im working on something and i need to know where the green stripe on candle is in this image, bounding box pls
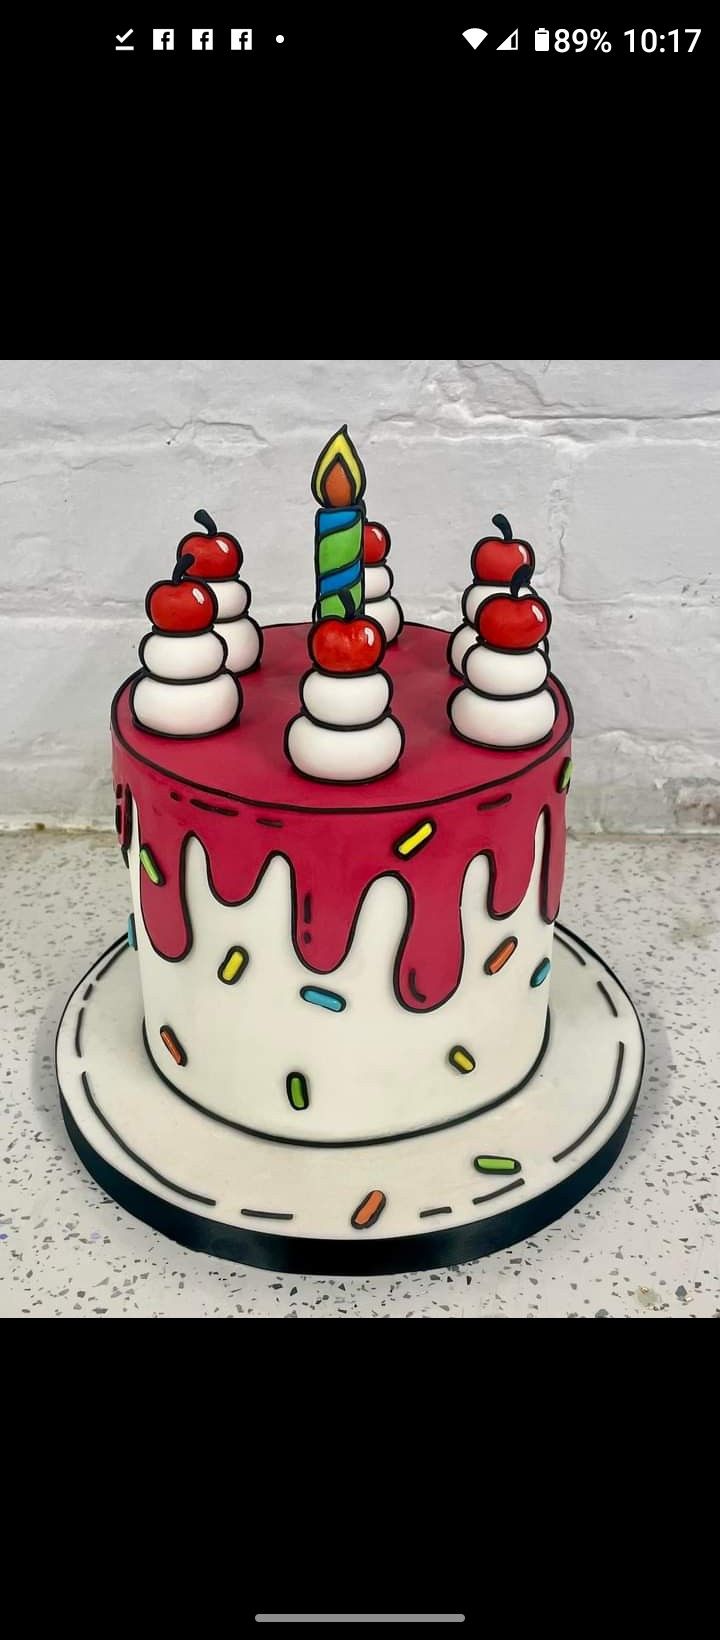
[320,591,361,619]
[317,517,363,575]
[315,511,365,620]
[318,582,364,619]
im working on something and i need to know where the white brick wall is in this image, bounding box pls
[1,359,718,832]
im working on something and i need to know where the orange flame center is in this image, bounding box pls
[321,457,355,508]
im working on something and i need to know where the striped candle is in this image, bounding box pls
[311,426,367,620]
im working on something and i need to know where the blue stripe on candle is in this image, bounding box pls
[317,509,359,536]
[319,556,363,596]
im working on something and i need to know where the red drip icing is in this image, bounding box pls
[112,624,571,1013]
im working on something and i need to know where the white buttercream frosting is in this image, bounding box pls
[139,630,227,682]
[132,671,241,737]
[464,645,549,698]
[287,713,403,782]
[365,596,403,645]
[448,623,479,677]
[217,615,262,674]
[207,579,249,619]
[301,669,391,728]
[125,819,556,1145]
[365,565,393,600]
[450,686,556,748]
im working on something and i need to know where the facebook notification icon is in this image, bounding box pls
[230,29,253,50]
[153,29,175,50]
[192,29,214,50]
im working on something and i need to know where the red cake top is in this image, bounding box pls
[112,623,573,1012]
[115,622,568,809]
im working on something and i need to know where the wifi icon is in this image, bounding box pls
[462,27,488,49]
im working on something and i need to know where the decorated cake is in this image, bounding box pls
[56,428,644,1274]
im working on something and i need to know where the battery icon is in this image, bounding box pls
[535,28,550,50]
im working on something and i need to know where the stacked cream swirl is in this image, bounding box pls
[449,580,555,749]
[363,522,404,645]
[132,563,241,738]
[176,510,262,676]
[286,616,404,783]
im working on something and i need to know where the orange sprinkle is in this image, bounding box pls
[484,937,518,976]
[351,1189,386,1230]
[160,1025,186,1067]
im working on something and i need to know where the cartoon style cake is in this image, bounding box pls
[56,427,644,1274]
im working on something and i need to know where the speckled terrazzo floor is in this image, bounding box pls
[1,830,718,1318]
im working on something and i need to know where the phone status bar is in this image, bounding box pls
[107,23,706,58]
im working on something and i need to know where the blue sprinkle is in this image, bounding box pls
[300,986,346,1013]
[530,958,551,988]
[127,913,137,950]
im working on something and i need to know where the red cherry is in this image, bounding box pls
[363,522,391,565]
[310,617,385,674]
[476,593,551,652]
[147,579,217,634]
[176,511,242,580]
[177,532,241,580]
[471,536,535,584]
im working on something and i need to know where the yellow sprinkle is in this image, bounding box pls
[449,1046,476,1074]
[218,946,249,985]
[395,820,436,859]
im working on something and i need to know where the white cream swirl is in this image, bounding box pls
[132,671,241,738]
[301,670,391,727]
[205,577,262,674]
[288,669,402,782]
[365,563,403,644]
[133,626,241,738]
[449,687,556,748]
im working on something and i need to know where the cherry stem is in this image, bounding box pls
[193,508,217,535]
[510,565,532,598]
[492,513,513,541]
[173,553,195,584]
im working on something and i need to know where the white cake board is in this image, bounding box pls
[55,927,644,1275]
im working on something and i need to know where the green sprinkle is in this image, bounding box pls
[558,757,573,793]
[474,1156,521,1175]
[139,846,164,886]
[286,1073,309,1111]
[530,958,551,988]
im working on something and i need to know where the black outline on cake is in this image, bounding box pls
[80,1070,216,1207]
[552,1041,625,1164]
[56,925,645,1276]
[139,1008,552,1148]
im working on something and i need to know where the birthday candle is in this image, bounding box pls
[311,426,367,620]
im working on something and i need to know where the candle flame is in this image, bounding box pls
[311,425,366,507]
